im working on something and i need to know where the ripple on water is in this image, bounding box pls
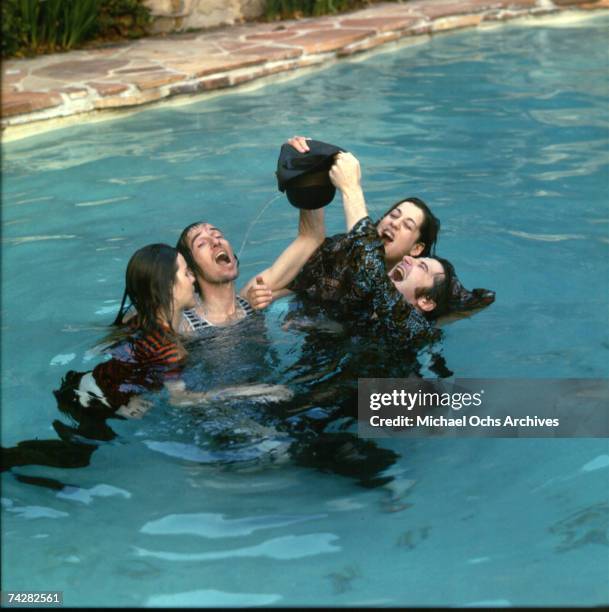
[105,175,165,185]
[145,589,282,607]
[74,196,131,208]
[50,353,76,366]
[505,230,586,242]
[140,511,326,538]
[3,234,77,245]
[56,484,132,505]
[12,196,54,207]
[133,533,340,561]
[581,455,609,473]
[5,505,69,520]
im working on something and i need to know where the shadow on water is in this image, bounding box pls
[2,301,451,491]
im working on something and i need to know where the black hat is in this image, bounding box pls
[449,275,495,312]
[276,139,345,210]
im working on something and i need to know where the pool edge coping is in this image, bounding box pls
[2,2,608,142]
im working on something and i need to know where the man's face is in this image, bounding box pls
[377,201,425,264]
[187,223,238,284]
[388,255,445,313]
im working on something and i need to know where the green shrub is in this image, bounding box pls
[264,0,373,19]
[97,0,152,40]
[1,1,28,58]
[1,0,151,58]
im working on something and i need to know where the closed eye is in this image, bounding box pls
[419,261,429,272]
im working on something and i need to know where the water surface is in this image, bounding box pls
[2,14,608,607]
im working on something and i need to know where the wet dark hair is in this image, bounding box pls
[415,256,454,321]
[113,243,178,334]
[176,221,238,294]
[176,222,205,280]
[376,197,440,257]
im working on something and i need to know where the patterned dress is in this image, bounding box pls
[55,325,184,417]
[288,216,438,346]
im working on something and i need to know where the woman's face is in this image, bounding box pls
[173,253,196,311]
[376,201,426,266]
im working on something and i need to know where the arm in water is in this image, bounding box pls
[166,379,293,406]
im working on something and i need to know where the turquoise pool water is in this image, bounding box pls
[2,14,609,607]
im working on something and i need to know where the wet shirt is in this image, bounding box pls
[91,326,184,410]
[180,294,255,335]
[288,216,437,345]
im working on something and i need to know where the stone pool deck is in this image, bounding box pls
[2,0,607,139]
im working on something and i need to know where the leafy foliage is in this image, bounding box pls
[264,0,378,19]
[2,0,151,58]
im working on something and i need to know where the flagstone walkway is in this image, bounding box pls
[2,0,607,137]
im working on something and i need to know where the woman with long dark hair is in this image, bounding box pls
[2,243,292,477]
[66,243,197,418]
[283,136,494,312]
[1,244,197,476]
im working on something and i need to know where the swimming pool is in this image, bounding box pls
[2,13,608,607]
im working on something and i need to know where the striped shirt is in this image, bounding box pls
[180,294,254,334]
[91,326,183,410]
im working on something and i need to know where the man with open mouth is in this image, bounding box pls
[285,136,494,314]
[175,211,325,335]
[244,151,466,346]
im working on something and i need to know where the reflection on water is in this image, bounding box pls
[2,15,609,608]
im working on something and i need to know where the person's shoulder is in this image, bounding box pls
[350,216,376,237]
[237,295,256,317]
[133,328,182,364]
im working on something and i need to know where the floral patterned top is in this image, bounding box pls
[288,216,438,346]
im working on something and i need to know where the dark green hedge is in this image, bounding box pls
[264,0,384,19]
[2,0,151,58]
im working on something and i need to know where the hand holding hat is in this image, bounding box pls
[328,151,361,194]
[276,139,345,210]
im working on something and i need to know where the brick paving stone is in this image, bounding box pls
[215,40,261,51]
[114,65,163,74]
[59,87,89,99]
[32,59,128,80]
[244,30,300,41]
[284,17,339,30]
[128,71,186,90]
[195,76,232,91]
[406,1,500,19]
[231,45,304,60]
[432,13,485,31]
[501,0,538,7]
[3,68,26,86]
[580,0,609,7]
[1,0,607,132]
[339,16,420,32]
[337,30,405,57]
[163,56,266,77]
[165,76,232,96]
[87,82,130,96]
[2,91,63,117]
[288,29,375,54]
[93,90,163,109]
[553,0,602,4]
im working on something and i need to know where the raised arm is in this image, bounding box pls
[288,140,368,232]
[239,207,326,307]
[329,152,368,232]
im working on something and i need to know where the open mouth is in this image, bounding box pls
[380,228,394,242]
[214,250,232,265]
[391,265,405,282]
